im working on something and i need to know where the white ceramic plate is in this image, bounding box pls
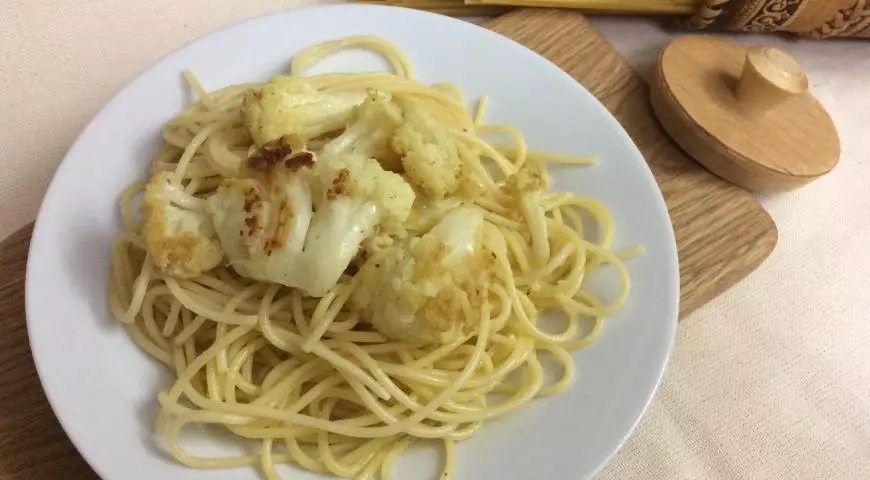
[26,5,678,480]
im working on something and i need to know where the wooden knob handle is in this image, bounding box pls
[734,46,808,115]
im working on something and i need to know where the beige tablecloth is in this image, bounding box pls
[2,2,868,479]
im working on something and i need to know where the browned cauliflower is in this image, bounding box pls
[391,104,462,200]
[141,172,223,278]
[244,76,365,146]
[352,206,496,344]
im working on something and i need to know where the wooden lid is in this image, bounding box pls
[650,36,840,192]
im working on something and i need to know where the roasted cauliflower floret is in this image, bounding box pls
[207,172,315,288]
[391,105,462,200]
[322,91,404,171]
[317,153,415,232]
[207,149,415,297]
[141,172,223,278]
[244,76,365,146]
[352,206,496,344]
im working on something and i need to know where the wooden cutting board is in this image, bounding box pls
[0,9,776,479]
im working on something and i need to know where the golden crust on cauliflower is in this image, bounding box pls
[244,77,365,146]
[141,172,223,278]
[247,134,312,172]
[391,106,462,200]
[352,207,496,344]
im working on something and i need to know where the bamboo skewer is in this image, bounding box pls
[466,0,698,14]
[354,0,701,15]
[355,0,512,16]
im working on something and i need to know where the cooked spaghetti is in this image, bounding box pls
[107,35,634,479]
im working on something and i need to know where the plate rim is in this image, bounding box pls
[25,4,679,479]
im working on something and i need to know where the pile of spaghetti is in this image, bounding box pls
[108,36,633,479]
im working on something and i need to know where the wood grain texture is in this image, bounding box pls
[487,9,777,314]
[650,36,840,192]
[0,226,98,480]
[0,9,776,479]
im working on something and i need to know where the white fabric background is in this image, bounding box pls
[2,2,868,478]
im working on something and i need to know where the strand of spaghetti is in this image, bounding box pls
[536,218,588,296]
[488,283,516,333]
[376,337,533,393]
[302,281,353,352]
[283,435,331,474]
[139,292,171,351]
[205,130,248,178]
[432,82,466,104]
[379,436,415,480]
[534,343,577,396]
[451,128,517,176]
[458,142,498,190]
[256,364,337,409]
[163,409,284,469]
[442,439,457,480]
[181,280,272,317]
[548,196,616,248]
[500,228,532,274]
[257,285,392,400]
[290,36,413,79]
[163,324,252,403]
[183,70,214,109]
[356,443,393,480]
[325,435,398,478]
[191,273,252,296]
[122,257,153,324]
[171,122,220,184]
[224,337,268,401]
[319,399,356,477]
[161,308,490,439]
[165,278,258,325]
[518,189,551,266]
[160,299,182,336]
[178,309,197,363]
[326,311,360,334]
[118,181,144,232]
[170,346,186,377]
[474,95,489,125]
[302,72,396,91]
[387,88,473,129]
[514,242,576,285]
[341,377,460,439]
[407,336,467,369]
[260,438,281,480]
[478,124,528,170]
[521,290,581,344]
[554,264,629,317]
[416,344,542,421]
[330,330,392,345]
[332,349,508,426]
[393,357,540,423]
[108,243,134,318]
[173,314,207,345]
[617,244,647,261]
[162,125,195,149]
[205,359,224,401]
[124,322,172,365]
[489,231,583,344]
[223,392,404,438]
[159,381,449,440]
[494,143,598,165]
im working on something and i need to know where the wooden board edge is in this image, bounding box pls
[679,209,777,317]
